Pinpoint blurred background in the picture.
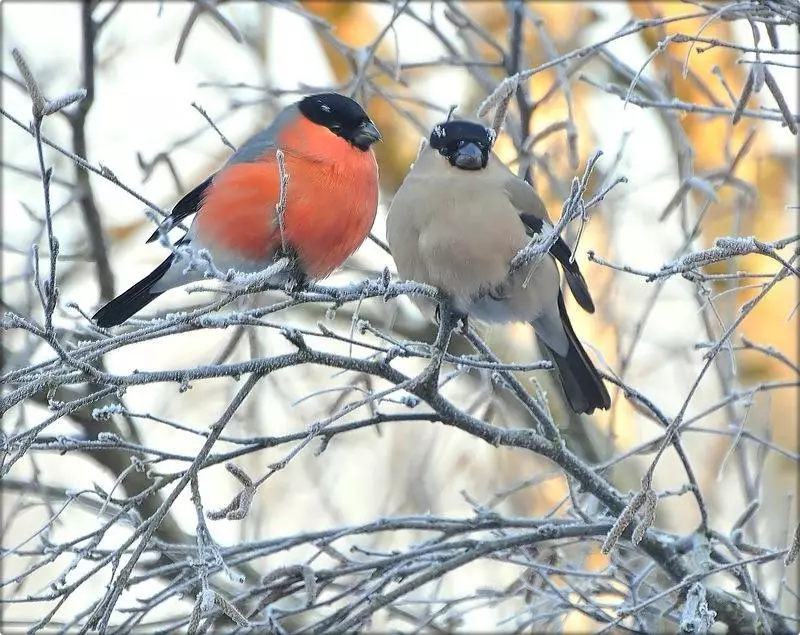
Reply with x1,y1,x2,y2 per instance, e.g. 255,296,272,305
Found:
2,1,798,631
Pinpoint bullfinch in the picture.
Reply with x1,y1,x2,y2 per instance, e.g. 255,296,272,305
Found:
93,92,381,327
386,120,611,415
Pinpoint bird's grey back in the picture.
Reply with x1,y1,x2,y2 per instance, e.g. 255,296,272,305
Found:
225,103,300,167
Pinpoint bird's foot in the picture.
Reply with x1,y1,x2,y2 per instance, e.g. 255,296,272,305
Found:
284,270,310,295
434,303,468,332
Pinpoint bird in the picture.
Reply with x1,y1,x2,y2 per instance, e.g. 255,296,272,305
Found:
385,119,610,414
93,92,382,328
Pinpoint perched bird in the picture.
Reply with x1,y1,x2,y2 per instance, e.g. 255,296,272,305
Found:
93,92,381,327
386,119,610,414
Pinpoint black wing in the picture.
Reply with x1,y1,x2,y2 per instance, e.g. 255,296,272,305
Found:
146,175,214,244
519,212,595,314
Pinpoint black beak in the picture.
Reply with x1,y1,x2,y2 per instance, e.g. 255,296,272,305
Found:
353,120,382,149
452,142,485,170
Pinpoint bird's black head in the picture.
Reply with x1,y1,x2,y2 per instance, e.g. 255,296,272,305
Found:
428,120,495,170
298,92,381,151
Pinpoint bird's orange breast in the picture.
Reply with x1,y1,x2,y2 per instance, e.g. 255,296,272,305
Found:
195,117,379,278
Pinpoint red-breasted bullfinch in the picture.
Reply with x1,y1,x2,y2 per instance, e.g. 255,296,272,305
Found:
386,120,610,414
93,92,381,327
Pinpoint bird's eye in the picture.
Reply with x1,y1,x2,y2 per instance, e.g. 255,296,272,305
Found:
330,124,343,133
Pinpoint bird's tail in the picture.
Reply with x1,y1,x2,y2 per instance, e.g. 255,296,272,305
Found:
535,292,611,415
93,255,174,327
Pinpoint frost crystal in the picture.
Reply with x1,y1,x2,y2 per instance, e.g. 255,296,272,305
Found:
92,403,124,421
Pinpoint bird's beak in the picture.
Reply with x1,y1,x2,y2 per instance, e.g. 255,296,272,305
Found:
354,120,382,147
452,142,485,170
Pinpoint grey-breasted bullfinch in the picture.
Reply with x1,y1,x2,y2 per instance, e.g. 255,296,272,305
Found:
386,120,610,414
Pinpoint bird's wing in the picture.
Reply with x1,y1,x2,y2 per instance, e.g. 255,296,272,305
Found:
145,175,214,243
505,177,596,314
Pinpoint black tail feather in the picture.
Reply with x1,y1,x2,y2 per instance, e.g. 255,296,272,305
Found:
536,292,611,414
93,255,174,327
